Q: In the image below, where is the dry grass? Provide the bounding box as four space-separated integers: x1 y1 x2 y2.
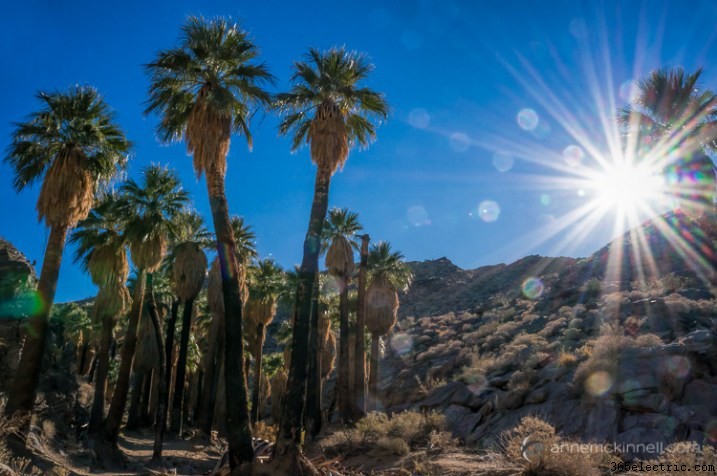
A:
323 411 455 459
499 416 617 476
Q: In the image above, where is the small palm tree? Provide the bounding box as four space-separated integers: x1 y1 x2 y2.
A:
69 192 132 438
245 258 284 423
619 68 717 218
168 210 211 434
365 242 412 411
103 166 187 454
3 86 129 449
321 208 362 425
273 47 387 469
146 17 272 465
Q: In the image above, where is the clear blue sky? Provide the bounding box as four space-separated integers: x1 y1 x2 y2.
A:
2 0 717 302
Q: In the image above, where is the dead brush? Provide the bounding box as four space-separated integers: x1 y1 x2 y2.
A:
498 416 618 476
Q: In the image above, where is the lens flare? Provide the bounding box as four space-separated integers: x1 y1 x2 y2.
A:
492 151 514 172
408 108 430 128
478 200 500 222
585 371 613 396
563 145 585 166
517 108 539 131
522 277 544 299
407 205 431 226
450 132 471 152
390 332 413 356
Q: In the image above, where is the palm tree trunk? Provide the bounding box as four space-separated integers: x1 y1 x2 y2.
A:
4 223 68 453
206 169 254 469
306 277 321 437
353 234 369 419
197 312 221 434
146 274 167 461
104 269 146 445
78 341 90 375
171 297 194 434
125 369 145 430
88 308 114 436
250 323 266 424
338 279 351 423
163 299 180 426
369 333 380 412
273 169 331 471
140 371 153 427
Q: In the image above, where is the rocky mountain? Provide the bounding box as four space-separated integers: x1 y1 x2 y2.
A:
377 210 717 461
0 238 36 390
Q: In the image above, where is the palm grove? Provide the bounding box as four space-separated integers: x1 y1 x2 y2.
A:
0 16 413 475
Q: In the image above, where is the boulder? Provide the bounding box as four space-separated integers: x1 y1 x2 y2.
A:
615 428 667 461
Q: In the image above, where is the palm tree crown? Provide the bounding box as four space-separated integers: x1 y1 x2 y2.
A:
120 165 189 272
5 86 130 227
145 16 273 176
70 192 129 287
367 242 413 291
619 67 717 216
276 47 389 172
619 68 717 153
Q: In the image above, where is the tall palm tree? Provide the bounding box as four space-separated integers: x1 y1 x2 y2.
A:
273 47 387 469
69 193 132 439
103 166 187 453
365 242 412 411
618 67 717 218
198 216 257 435
146 17 272 469
168 210 211 434
321 208 361 426
3 86 129 451
245 258 284 424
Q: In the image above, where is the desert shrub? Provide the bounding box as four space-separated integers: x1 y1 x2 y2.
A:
647 442 717 475
507 370 535 392
500 416 613 476
539 316 567 338
458 353 495 384
562 328 582 341
582 278 602 299
660 273 688 293
355 411 445 447
252 421 276 442
635 333 663 348
573 334 630 392
558 351 578 367
377 437 410 455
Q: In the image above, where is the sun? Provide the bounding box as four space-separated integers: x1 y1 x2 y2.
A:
591 162 665 212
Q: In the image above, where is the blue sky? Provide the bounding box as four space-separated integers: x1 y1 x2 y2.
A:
2 0 717 302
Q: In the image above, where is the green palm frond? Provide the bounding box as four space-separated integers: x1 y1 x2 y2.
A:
69 192 127 275
367 241 413 291
5 85 130 192
247 258 285 300
321 207 362 252
145 15 274 144
275 47 389 152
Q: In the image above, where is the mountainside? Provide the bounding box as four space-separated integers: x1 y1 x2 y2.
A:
378 211 717 461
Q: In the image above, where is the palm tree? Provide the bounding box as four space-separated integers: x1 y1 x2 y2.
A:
69 193 132 439
146 17 272 469
245 258 284 424
168 210 211 434
198 216 256 435
321 208 361 426
273 47 387 470
3 86 129 451
354 233 370 419
619 68 717 219
365 242 412 411
103 165 187 454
